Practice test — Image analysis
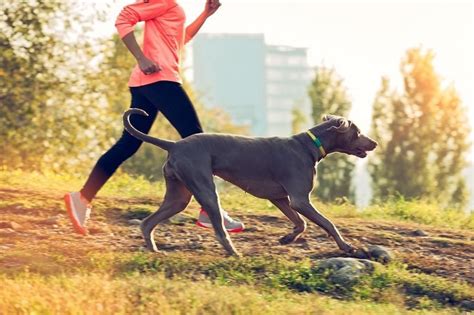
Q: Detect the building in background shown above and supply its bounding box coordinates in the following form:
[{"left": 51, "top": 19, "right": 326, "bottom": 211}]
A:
[{"left": 191, "top": 33, "right": 313, "bottom": 136}]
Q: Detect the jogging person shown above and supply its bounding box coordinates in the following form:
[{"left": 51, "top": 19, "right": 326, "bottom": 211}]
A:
[{"left": 64, "top": 0, "right": 244, "bottom": 235}]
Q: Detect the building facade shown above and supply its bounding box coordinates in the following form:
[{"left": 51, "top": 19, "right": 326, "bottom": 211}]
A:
[{"left": 192, "top": 33, "right": 313, "bottom": 136}]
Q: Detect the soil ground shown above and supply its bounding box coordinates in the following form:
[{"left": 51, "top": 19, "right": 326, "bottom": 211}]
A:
[{"left": 1, "top": 187, "right": 473, "bottom": 285}]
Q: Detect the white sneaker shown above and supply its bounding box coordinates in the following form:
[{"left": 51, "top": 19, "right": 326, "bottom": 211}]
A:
[
  {"left": 64, "top": 192, "right": 91, "bottom": 235},
  {"left": 196, "top": 208, "right": 245, "bottom": 233}
]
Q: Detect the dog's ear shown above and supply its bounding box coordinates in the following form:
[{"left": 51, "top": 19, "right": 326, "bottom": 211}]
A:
[
  {"left": 326, "top": 117, "right": 352, "bottom": 133},
  {"left": 322, "top": 114, "right": 340, "bottom": 122}
]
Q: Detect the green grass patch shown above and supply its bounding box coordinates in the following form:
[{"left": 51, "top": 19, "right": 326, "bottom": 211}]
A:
[
  {"left": 85, "top": 252, "right": 474, "bottom": 312},
  {"left": 361, "top": 198, "right": 474, "bottom": 230}
]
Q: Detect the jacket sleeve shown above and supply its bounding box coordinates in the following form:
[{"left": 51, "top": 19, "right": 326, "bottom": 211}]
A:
[{"left": 115, "top": 0, "right": 174, "bottom": 39}]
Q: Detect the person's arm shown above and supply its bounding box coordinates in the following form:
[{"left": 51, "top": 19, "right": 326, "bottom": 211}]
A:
[
  {"left": 122, "top": 32, "right": 161, "bottom": 75},
  {"left": 115, "top": 0, "right": 172, "bottom": 75},
  {"left": 185, "top": 0, "right": 221, "bottom": 44}
]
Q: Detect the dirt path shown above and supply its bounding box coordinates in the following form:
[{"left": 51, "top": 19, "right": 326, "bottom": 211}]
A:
[{"left": 1, "top": 188, "right": 473, "bottom": 284}]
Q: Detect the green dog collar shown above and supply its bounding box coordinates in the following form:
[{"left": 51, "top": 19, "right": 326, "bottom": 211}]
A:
[{"left": 306, "top": 130, "right": 327, "bottom": 158}]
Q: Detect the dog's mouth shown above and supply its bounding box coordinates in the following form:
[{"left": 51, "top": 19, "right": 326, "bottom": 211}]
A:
[
  {"left": 354, "top": 150, "right": 367, "bottom": 158},
  {"left": 353, "top": 142, "right": 377, "bottom": 158},
  {"left": 338, "top": 148, "right": 368, "bottom": 158}
]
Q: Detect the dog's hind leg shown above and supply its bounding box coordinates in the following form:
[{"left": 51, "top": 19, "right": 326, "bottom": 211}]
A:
[
  {"left": 140, "top": 174, "right": 192, "bottom": 252},
  {"left": 270, "top": 197, "right": 307, "bottom": 244},
  {"left": 177, "top": 167, "right": 240, "bottom": 256}
]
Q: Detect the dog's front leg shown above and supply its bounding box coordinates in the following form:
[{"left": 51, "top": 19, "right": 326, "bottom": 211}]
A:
[
  {"left": 290, "top": 198, "right": 355, "bottom": 253},
  {"left": 205, "top": 206, "right": 241, "bottom": 257},
  {"left": 270, "top": 198, "right": 307, "bottom": 244},
  {"left": 192, "top": 191, "right": 241, "bottom": 256}
]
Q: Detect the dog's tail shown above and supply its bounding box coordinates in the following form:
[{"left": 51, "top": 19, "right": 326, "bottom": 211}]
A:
[{"left": 123, "top": 108, "right": 175, "bottom": 151}]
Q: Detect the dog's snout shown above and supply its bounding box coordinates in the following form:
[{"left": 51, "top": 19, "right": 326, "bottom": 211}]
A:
[{"left": 369, "top": 139, "right": 378, "bottom": 150}]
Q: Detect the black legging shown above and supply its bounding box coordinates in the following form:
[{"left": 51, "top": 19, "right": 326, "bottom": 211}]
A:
[{"left": 80, "top": 81, "right": 203, "bottom": 201}]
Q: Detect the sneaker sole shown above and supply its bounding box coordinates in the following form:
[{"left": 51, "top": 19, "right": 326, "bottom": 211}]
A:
[
  {"left": 196, "top": 220, "right": 244, "bottom": 233},
  {"left": 64, "top": 194, "right": 88, "bottom": 236}
]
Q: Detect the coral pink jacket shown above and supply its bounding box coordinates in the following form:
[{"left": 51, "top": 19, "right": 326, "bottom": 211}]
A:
[{"left": 115, "top": 0, "right": 192, "bottom": 87}]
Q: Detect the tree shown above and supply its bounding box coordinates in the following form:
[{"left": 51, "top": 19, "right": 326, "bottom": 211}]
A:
[
  {"left": 0, "top": 1, "right": 113, "bottom": 171},
  {"left": 291, "top": 106, "right": 307, "bottom": 134},
  {"left": 369, "top": 48, "right": 471, "bottom": 208},
  {"left": 308, "top": 67, "right": 355, "bottom": 202}
]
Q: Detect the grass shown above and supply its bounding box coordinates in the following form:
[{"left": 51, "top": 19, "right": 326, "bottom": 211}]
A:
[
  {"left": 1, "top": 252, "right": 472, "bottom": 314},
  {"left": 1, "top": 168, "right": 472, "bottom": 230},
  {"left": 92, "top": 252, "right": 474, "bottom": 308},
  {"left": 1, "top": 272, "right": 443, "bottom": 315},
  {"left": 1, "top": 168, "right": 473, "bottom": 314}
]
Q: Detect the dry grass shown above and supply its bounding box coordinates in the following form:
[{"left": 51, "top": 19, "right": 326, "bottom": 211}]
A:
[
  {"left": 0, "top": 272, "right": 459, "bottom": 315},
  {"left": 0, "top": 169, "right": 473, "bottom": 314}
]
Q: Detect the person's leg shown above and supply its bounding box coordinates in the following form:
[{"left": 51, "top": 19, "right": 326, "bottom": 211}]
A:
[
  {"left": 80, "top": 88, "right": 159, "bottom": 201},
  {"left": 138, "top": 81, "right": 203, "bottom": 138},
  {"left": 138, "top": 81, "right": 244, "bottom": 232},
  {"left": 65, "top": 87, "right": 159, "bottom": 235}
]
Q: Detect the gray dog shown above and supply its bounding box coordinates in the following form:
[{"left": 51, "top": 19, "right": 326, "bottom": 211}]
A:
[{"left": 123, "top": 109, "right": 377, "bottom": 256}]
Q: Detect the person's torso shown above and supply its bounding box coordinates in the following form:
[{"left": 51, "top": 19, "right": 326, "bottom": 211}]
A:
[{"left": 129, "top": 0, "right": 186, "bottom": 87}]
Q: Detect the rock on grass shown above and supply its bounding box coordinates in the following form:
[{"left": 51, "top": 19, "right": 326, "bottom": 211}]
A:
[
  {"left": 367, "top": 245, "right": 393, "bottom": 264},
  {"left": 317, "top": 257, "right": 379, "bottom": 285}
]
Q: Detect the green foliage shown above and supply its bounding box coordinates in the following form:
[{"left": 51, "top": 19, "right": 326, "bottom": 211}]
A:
[
  {"left": 0, "top": 1, "right": 115, "bottom": 171},
  {"left": 291, "top": 106, "right": 307, "bottom": 134},
  {"left": 361, "top": 197, "right": 474, "bottom": 230},
  {"left": 0, "top": 2, "right": 246, "bottom": 177},
  {"left": 369, "top": 48, "right": 471, "bottom": 208},
  {"left": 308, "top": 67, "right": 356, "bottom": 202}
]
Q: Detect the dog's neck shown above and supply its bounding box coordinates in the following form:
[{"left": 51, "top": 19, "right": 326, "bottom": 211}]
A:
[{"left": 293, "top": 121, "right": 338, "bottom": 164}]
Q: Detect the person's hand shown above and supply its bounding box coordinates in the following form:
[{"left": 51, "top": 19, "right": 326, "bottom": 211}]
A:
[
  {"left": 138, "top": 56, "right": 161, "bottom": 75},
  {"left": 204, "top": 0, "right": 221, "bottom": 18}
]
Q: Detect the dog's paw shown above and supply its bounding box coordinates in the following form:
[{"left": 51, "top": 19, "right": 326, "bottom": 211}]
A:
[
  {"left": 139, "top": 245, "right": 163, "bottom": 254},
  {"left": 340, "top": 242, "right": 357, "bottom": 254},
  {"left": 279, "top": 234, "right": 294, "bottom": 245},
  {"left": 279, "top": 234, "right": 298, "bottom": 245},
  {"left": 352, "top": 247, "right": 370, "bottom": 259},
  {"left": 143, "top": 239, "right": 160, "bottom": 253},
  {"left": 226, "top": 251, "right": 243, "bottom": 258}
]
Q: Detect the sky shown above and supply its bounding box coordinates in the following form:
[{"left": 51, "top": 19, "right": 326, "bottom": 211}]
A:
[{"left": 109, "top": 0, "right": 474, "bottom": 158}]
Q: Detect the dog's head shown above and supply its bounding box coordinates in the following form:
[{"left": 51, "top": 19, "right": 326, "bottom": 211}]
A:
[{"left": 322, "top": 114, "right": 377, "bottom": 158}]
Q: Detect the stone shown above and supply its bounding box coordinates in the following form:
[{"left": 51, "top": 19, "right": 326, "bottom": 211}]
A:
[
  {"left": 367, "top": 245, "right": 393, "bottom": 264},
  {"left": 413, "top": 229, "right": 428, "bottom": 236},
  {"left": 128, "top": 219, "right": 142, "bottom": 225},
  {"left": 317, "top": 257, "right": 379, "bottom": 285},
  {"left": 459, "top": 300, "right": 474, "bottom": 311}
]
